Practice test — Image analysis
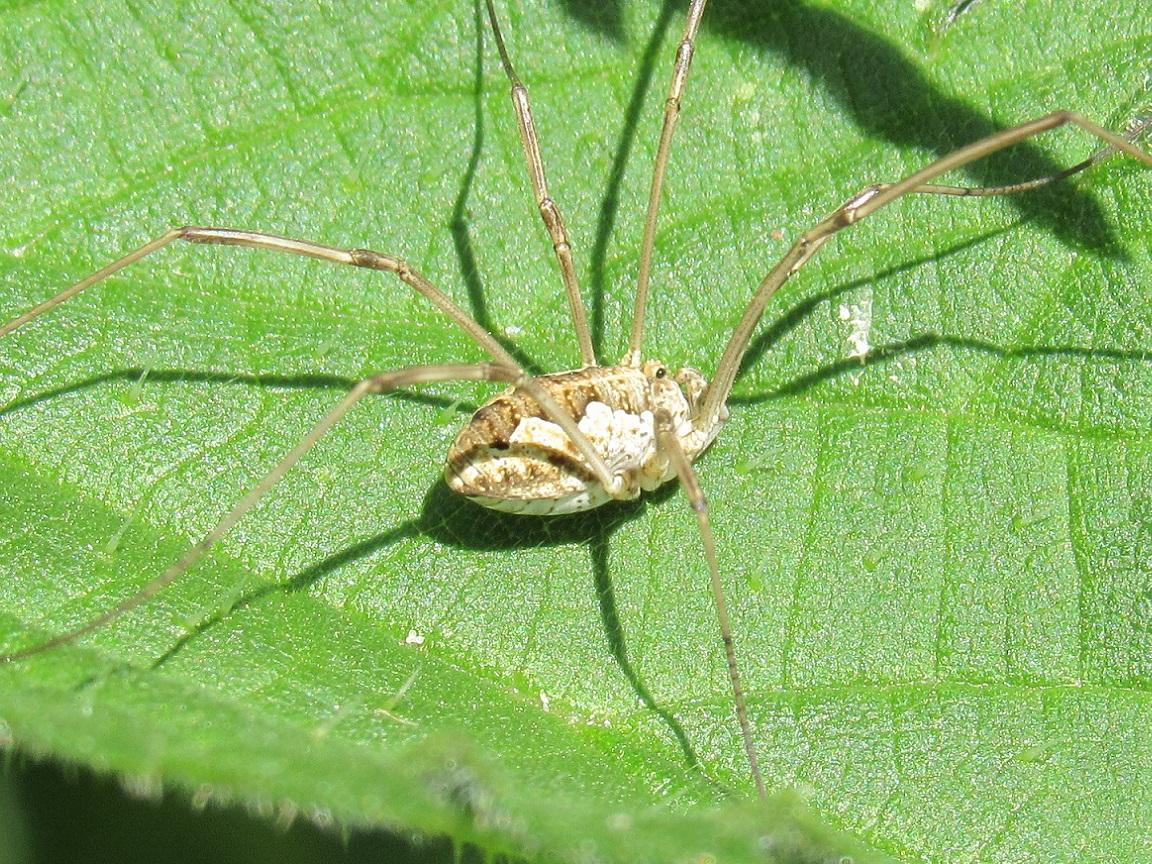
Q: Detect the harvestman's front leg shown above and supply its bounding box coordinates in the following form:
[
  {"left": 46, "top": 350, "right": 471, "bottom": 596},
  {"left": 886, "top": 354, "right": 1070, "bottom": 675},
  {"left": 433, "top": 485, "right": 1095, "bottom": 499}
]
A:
[
  {"left": 628, "top": 0, "right": 708, "bottom": 365},
  {"left": 0, "top": 225, "right": 629, "bottom": 495},
  {"left": 699, "top": 110, "right": 1152, "bottom": 424},
  {"left": 484, "top": 1, "right": 596, "bottom": 367},
  {"left": 0, "top": 228, "right": 507, "bottom": 354},
  {"left": 655, "top": 411, "right": 766, "bottom": 799}
]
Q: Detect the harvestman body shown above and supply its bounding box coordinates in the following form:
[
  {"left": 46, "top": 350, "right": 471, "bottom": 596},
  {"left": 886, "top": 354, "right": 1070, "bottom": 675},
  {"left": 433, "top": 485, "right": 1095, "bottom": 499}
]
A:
[
  {"left": 2, "top": 0, "right": 1150, "bottom": 799},
  {"left": 446, "top": 361, "right": 724, "bottom": 514}
]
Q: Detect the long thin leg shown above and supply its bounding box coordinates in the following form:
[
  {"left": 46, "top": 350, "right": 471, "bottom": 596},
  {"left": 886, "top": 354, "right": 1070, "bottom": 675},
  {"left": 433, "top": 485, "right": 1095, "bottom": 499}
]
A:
[
  {"left": 0, "top": 227, "right": 513, "bottom": 361},
  {"left": 656, "top": 410, "right": 765, "bottom": 799},
  {"left": 0, "top": 225, "right": 629, "bottom": 495},
  {"left": 896, "top": 113, "right": 1152, "bottom": 199},
  {"left": 699, "top": 111, "right": 1152, "bottom": 427},
  {"left": 0, "top": 362, "right": 523, "bottom": 662},
  {"left": 484, "top": 1, "right": 596, "bottom": 368},
  {"left": 626, "top": 0, "right": 708, "bottom": 366}
]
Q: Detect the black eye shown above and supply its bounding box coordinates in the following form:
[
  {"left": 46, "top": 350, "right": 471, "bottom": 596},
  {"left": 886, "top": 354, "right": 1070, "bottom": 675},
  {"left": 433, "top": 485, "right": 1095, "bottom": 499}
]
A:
[{"left": 654, "top": 367, "right": 667, "bottom": 378}]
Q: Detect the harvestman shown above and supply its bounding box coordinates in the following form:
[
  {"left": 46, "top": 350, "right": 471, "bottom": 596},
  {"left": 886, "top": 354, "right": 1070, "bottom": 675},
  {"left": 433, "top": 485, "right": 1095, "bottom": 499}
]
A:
[{"left": 2, "top": 1, "right": 1151, "bottom": 798}]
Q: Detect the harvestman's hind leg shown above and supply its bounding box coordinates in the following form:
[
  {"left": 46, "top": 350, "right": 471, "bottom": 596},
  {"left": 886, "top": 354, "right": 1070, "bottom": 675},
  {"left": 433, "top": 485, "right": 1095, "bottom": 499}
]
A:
[
  {"left": 699, "top": 110, "right": 1152, "bottom": 425},
  {"left": 0, "top": 362, "right": 521, "bottom": 662},
  {"left": 656, "top": 411, "right": 766, "bottom": 799},
  {"left": 484, "top": 0, "right": 596, "bottom": 367}
]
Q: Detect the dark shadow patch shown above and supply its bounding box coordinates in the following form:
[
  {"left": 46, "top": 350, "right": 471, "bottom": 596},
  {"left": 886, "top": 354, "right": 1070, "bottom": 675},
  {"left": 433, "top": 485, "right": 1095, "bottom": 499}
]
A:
[
  {"left": 590, "top": 529, "right": 715, "bottom": 786},
  {"left": 418, "top": 474, "right": 657, "bottom": 551},
  {"left": 567, "top": 0, "right": 1135, "bottom": 260},
  {"left": 416, "top": 477, "right": 711, "bottom": 782},
  {"left": 708, "top": 0, "right": 1134, "bottom": 257},
  {"left": 558, "top": 0, "right": 625, "bottom": 41}
]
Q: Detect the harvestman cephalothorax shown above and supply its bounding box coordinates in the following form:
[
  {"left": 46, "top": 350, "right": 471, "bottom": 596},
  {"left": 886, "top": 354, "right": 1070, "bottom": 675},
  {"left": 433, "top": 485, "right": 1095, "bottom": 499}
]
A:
[{"left": 2, "top": 1, "right": 1151, "bottom": 798}]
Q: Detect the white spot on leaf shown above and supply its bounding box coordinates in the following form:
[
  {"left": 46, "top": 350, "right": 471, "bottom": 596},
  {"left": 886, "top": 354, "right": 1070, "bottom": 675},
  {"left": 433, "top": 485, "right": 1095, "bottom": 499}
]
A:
[{"left": 838, "top": 295, "right": 873, "bottom": 360}]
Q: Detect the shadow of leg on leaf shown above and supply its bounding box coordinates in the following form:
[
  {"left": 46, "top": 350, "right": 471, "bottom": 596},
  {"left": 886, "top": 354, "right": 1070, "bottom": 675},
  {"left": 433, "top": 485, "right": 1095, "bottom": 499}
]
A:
[
  {"left": 118, "top": 471, "right": 710, "bottom": 788},
  {"left": 145, "top": 520, "right": 425, "bottom": 672},
  {"left": 589, "top": 525, "right": 709, "bottom": 785},
  {"left": 420, "top": 479, "right": 712, "bottom": 785},
  {"left": 449, "top": 0, "right": 542, "bottom": 375},
  {"left": 734, "top": 227, "right": 1016, "bottom": 384},
  {"left": 0, "top": 368, "right": 470, "bottom": 420}
]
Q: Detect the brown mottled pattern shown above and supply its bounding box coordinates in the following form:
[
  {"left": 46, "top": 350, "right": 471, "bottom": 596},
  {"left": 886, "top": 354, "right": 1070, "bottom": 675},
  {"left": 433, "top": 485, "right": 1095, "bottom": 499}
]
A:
[{"left": 445, "top": 365, "right": 649, "bottom": 500}]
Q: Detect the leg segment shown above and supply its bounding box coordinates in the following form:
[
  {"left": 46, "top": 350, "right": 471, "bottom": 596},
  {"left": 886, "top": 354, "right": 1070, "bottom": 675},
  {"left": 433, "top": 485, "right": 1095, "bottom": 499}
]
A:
[
  {"left": 890, "top": 112, "right": 1152, "bottom": 200},
  {"left": 699, "top": 111, "right": 1152, "bottom": 427},
  {"left": 0, "top": 362, "right": 522, "bottom": 662},
  {"left": 627, "top": 0, "right": 708, "bottom": 366},
  {"left": 656, "top": 411, "right": 766, "bottom": 799},
  {"left": 484, "top": 1, "right": 596, "bottom": 368},
  {"left": 1, "top": 227, "right": 516, "bottom": 367}
]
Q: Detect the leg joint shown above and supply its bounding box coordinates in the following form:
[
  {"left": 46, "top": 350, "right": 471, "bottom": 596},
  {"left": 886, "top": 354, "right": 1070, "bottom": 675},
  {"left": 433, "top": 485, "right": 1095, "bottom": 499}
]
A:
[
  {"left": 538, "top": 197, "right": 569, "bottom": 241},
  {"left": 350, "top": 248, "right": 400, "bottom": 274}
]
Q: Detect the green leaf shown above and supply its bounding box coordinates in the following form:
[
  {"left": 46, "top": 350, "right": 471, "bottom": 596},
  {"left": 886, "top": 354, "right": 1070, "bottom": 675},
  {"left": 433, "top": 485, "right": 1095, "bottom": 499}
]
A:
[{"left": 1, "top": 0, "right": 1149, "bottom": 861}]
